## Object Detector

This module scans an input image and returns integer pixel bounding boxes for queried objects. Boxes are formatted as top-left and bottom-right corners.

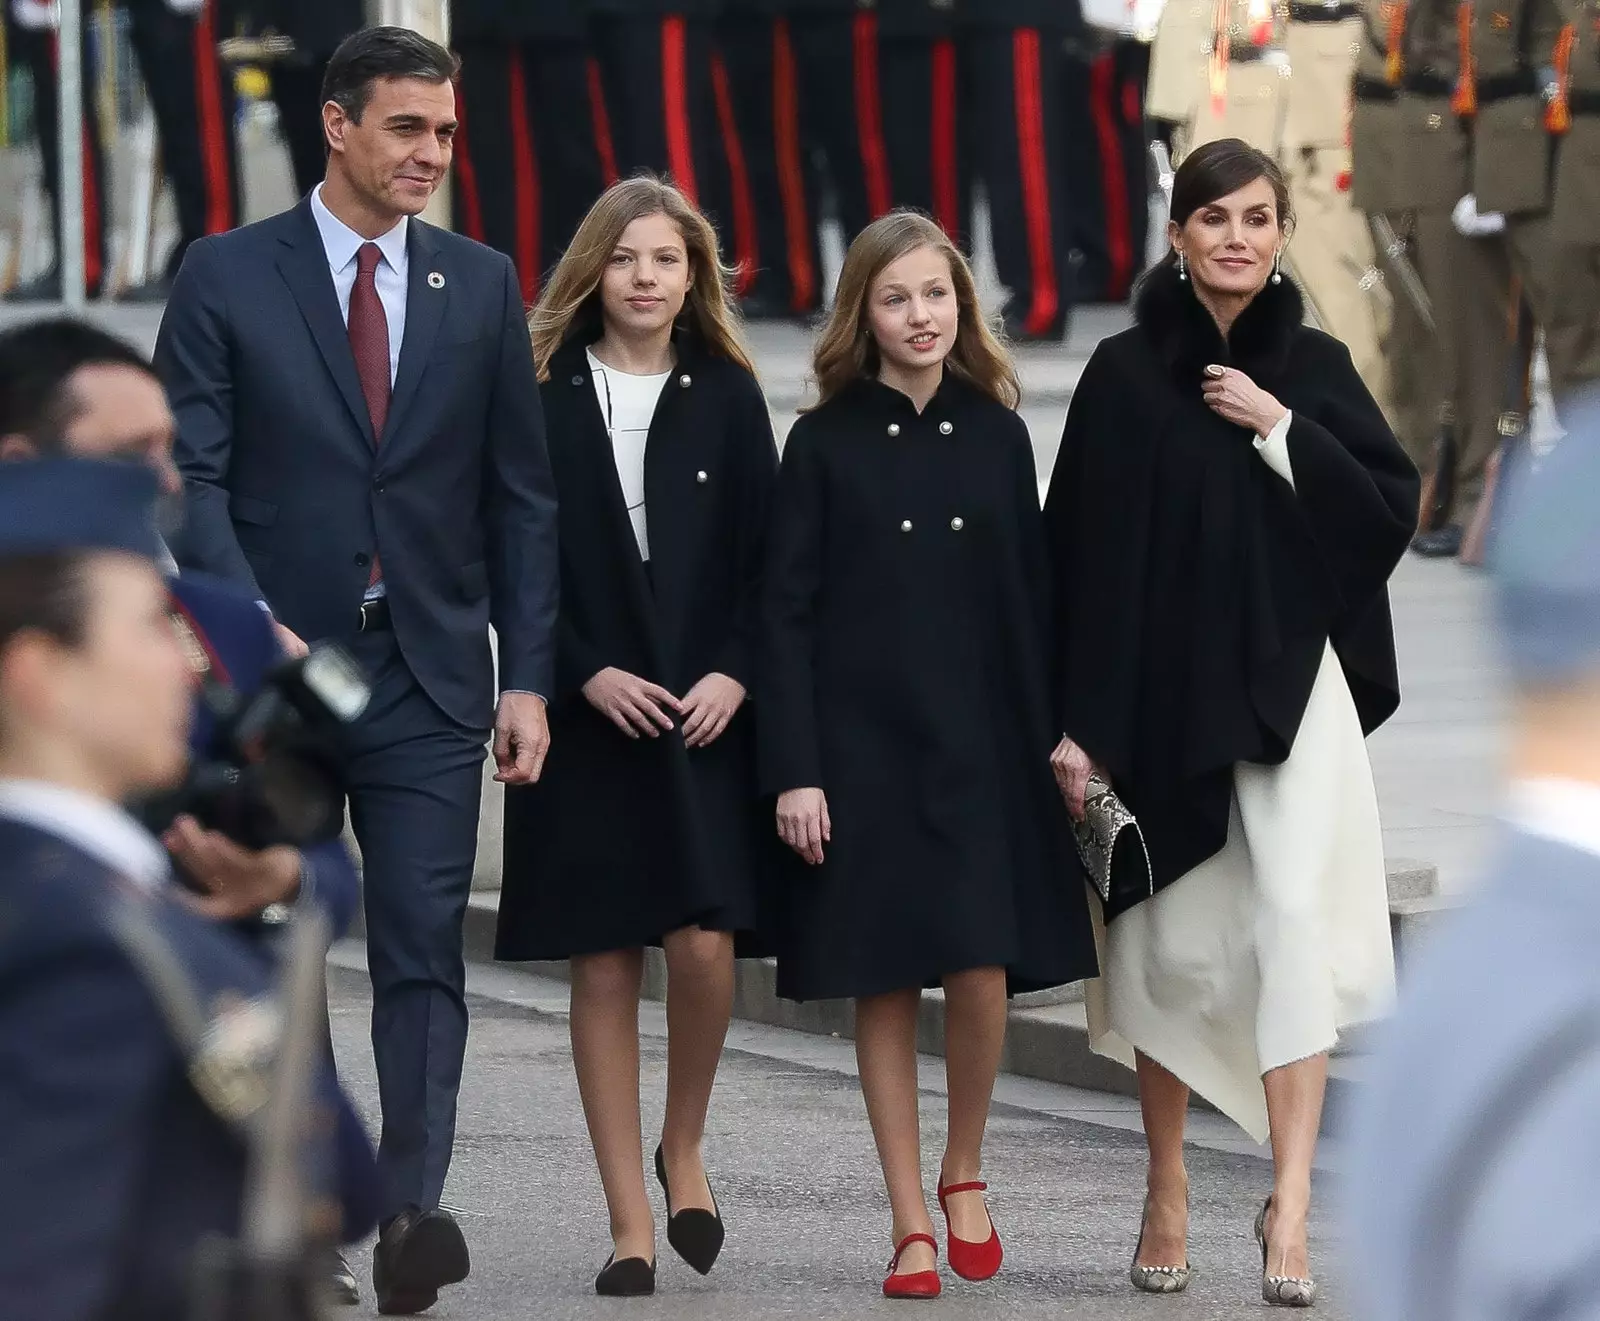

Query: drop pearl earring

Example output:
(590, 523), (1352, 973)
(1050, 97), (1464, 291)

(1271, 250), (1283, 284)
(1177, 251), (1187, 281)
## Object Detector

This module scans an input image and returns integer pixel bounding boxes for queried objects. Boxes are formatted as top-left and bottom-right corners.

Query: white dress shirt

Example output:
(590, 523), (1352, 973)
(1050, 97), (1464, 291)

(588, 350), (670, 561)
(0, 779), (171, 892)
(1510, 777), (1600, 861)
(309, 182), (408, 388)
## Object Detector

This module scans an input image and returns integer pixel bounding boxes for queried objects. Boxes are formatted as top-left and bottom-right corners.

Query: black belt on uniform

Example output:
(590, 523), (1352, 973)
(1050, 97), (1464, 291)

(357, 597), (391, 632)
(1475, 70), (1539, 102)
(1353, 71), (1456, 101)
(1287, 1), (1362, 22)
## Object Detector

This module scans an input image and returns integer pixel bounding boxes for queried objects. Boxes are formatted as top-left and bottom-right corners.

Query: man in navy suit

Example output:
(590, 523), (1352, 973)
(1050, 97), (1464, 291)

(0, 316), (368, 1304)
(156, 24), (560, 1314)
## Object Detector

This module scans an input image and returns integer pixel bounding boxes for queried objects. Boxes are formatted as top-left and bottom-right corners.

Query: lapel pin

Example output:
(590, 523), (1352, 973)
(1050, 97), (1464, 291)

(428, 271), (445, 290)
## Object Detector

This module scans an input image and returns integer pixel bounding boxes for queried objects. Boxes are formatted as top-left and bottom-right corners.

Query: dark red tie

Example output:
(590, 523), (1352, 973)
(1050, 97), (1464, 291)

(348, 242), (389, 586)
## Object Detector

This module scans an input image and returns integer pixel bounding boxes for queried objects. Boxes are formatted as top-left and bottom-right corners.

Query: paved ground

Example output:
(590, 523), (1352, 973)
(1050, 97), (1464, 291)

(326, 952), (1355, 1321)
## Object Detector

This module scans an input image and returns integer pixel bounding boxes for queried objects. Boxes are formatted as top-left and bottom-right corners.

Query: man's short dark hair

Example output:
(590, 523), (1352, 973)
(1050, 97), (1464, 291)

(320, 25), (460, 124)
(0, 318), (154, 452)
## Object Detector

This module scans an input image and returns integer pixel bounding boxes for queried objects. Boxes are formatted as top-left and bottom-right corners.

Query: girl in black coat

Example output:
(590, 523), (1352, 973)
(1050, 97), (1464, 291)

(761, 211), (1097, 1299)
(1045, 141), (1419, 1305)
(495, 177), (778, 1296)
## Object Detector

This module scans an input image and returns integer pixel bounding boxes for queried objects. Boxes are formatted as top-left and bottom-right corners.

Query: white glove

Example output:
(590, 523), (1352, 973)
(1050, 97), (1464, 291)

(10, 0), (60, 30)
(1452, 194), (1507, 237)
(163, 0), (206, 13)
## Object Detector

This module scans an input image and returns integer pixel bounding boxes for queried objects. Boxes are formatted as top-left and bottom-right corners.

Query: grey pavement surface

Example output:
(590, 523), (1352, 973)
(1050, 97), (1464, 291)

(326, 951), (1354, 1321)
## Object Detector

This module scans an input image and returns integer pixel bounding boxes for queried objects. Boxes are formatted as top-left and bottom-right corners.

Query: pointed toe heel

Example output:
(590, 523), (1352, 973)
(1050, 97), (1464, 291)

(1129, 1192), (1191, 1294)
(936, 1180), (1003, 1282)
(1255, 1198), (1317, 1308)
(883, 1232), (942, 1299)
(654, 1144), (726, 1275)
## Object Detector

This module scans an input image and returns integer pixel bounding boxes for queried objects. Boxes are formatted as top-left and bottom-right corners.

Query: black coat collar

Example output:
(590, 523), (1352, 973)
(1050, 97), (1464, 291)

(1132, 261), (1304, 388)
(549, 323), (706, 381)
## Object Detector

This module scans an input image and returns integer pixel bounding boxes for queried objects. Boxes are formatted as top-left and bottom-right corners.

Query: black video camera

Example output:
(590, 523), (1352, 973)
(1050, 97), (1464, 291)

(142, 643), (371, 852)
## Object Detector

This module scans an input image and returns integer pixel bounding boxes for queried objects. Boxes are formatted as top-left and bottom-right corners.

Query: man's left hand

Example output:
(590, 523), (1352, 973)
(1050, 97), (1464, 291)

(494, 691), (550, 785)
(163, 815), (304, 921)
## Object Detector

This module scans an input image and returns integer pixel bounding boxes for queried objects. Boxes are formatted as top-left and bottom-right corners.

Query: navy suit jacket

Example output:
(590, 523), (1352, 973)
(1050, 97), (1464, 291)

(0, 819), (381, 1321)
(157, 197), (559, 728)
(168, 568), (360, 939)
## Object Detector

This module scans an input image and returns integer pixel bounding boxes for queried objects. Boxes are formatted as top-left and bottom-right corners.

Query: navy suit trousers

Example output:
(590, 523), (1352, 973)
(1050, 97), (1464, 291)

(340, 629), (488, 1219)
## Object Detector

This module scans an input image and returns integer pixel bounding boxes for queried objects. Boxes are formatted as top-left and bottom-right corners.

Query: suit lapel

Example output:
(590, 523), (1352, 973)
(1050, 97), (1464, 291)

(274, 201), (375, 448)
(385, 221), (447, 447)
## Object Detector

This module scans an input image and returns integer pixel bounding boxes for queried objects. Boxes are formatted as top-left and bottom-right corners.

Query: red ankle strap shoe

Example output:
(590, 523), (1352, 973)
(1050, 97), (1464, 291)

(937, 1180), (1003, 1282)
(883, 1232), (942, 1299)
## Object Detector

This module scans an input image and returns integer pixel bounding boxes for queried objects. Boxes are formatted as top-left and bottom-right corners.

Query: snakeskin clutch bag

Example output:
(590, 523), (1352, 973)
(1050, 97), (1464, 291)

(1071, 773), (1154, 905)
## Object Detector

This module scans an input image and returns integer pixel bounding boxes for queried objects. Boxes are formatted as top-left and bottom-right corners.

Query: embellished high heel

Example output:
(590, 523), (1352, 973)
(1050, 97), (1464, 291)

(1130, 1192), (1191, 1293)
(654, 1145), (725, 1275)
(936, 1179), (1003, 1282)
(883, 1233), (942, 1300)
(1254, 1197), (1317, 1307)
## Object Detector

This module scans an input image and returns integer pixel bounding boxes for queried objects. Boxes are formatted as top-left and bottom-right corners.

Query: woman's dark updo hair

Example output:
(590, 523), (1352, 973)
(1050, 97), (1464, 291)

(1163, 138), (1293, 270)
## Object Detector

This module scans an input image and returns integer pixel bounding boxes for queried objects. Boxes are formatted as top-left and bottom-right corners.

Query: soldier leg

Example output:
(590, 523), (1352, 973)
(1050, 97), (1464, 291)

(124, 0), (242, 281)
(268, 55), (332, 199)
(1283, 145), (1393, 415)
(7, 17), (108, 297)
(1058, 37), (1144, 304)
(713, 12), (822, 315)
(1374, 211), (1435, 475)
(523, 35), (615, 282)
(452, 41), (541, 301)
(1412, 208), (1517, 527)
(962, 25), (1072, 339)
(789, 10), (890, 244)
(877, 30), (968, 248)
(1507, 215), (1600, 416)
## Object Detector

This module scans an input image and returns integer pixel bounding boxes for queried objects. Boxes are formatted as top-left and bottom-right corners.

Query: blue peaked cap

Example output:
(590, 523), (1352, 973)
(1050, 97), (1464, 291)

(0, 458), (164, 562)
(1492, 387), (1600, 686)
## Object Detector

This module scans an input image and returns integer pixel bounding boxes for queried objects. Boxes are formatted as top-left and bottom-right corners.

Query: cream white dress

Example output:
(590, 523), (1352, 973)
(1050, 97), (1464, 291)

(1084, 413), (1397, 1143)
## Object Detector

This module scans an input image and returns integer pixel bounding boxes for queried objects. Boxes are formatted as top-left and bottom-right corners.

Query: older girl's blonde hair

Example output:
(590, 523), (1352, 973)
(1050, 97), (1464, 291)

(529, 174), (757, 381)
(807, 211), (1020, 411)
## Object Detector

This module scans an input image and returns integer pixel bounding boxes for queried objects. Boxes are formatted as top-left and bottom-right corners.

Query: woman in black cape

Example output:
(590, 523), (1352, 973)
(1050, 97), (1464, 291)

(1045, 140), (1419, 1305)
(495, 177), (778, 1296)
(761, 211), (1097, 1300)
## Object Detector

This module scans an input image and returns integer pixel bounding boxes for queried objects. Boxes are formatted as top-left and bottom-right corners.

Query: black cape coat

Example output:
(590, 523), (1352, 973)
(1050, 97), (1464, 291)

(759, 373), (1098, 1001)
(496, 332), (780, 960)
(1043, 264), (1420, 920)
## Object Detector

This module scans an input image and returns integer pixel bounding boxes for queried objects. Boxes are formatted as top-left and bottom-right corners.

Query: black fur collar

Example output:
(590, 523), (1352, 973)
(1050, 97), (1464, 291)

(1132, 260), (1305, 387)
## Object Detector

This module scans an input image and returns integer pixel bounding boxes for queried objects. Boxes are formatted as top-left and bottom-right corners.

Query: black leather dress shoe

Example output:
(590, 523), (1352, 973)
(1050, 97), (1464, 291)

(116, 273), (175, 304)
(3, 268), (101, 302)
(373, 1207), (470, 1316)
(1411, 523), (1464, 558)
(327, 1250), (360, 1305)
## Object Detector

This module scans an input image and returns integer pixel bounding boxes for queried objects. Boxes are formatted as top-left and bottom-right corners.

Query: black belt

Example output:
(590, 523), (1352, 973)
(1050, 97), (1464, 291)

(357, 597), (391, 632)
(1353, 71), (1456, 100)
(1287, 1), (1361, 21)
(1475, 70), (1539, 102)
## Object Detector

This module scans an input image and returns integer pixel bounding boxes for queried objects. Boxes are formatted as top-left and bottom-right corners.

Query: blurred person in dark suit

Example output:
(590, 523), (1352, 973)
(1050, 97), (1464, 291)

(250, 0), (367, 198)
(1345, 391), (1600, 1321)
(0, 458), (380, 1321)
(155, 26), (559, 1314)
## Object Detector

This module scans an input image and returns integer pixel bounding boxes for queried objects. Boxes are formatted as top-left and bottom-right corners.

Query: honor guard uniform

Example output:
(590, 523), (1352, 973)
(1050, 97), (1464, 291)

(959, 0), (1079, 339)
(453, 0), (617, 305)
(1350, 0), (1520, 557)
(1468, 0), (1600, 413)
(121, 0), (242, 301)
(248, 0), (366, 199)
(0, 459), (381, 1321)
(713, 0), (825, 317)
(2, 0), (108, 301)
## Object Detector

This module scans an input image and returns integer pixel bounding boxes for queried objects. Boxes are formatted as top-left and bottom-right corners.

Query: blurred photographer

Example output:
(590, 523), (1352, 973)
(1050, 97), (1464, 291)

(0, 317), (368, 1305)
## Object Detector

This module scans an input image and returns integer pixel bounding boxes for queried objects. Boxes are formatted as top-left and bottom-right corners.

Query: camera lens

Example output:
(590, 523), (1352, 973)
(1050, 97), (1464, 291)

(301, 646), (371, 723)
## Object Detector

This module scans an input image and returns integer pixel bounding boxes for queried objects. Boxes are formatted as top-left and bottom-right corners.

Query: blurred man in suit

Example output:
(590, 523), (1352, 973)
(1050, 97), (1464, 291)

(155, 25), (560, 1315)
(1345, 391), (1600, 1321)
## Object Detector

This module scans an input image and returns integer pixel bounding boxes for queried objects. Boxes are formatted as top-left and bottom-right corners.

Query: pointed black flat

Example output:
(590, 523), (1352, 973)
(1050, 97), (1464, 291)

(594, 1253), (656, 1297)
(654, 1144), (726, 1275)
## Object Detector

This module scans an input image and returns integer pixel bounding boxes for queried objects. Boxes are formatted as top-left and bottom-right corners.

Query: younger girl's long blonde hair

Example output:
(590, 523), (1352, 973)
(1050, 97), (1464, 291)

(528, 174), (757, 381)
(807, 211), (1020, 411)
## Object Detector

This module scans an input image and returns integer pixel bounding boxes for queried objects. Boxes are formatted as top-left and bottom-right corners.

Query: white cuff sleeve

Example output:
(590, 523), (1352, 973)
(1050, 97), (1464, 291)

(1254, 411), (1296, 487)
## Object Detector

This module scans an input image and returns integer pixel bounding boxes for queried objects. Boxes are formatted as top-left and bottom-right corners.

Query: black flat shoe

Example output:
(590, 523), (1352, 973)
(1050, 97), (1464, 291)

(654, 1144), (726, 1275)
(595, 1253), (657, 1296)
(1411, 523), (1464, 558)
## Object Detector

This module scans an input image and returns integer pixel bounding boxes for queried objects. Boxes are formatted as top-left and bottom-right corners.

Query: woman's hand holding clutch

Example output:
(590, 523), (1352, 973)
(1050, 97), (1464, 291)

(777, 788), (831, 866)
(1051, 736), (1105, 821)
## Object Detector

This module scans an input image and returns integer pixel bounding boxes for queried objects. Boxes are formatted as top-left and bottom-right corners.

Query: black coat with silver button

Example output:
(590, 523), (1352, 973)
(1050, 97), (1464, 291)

(496, 331), (781, 960)
(759, 372), (1097, 1001)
